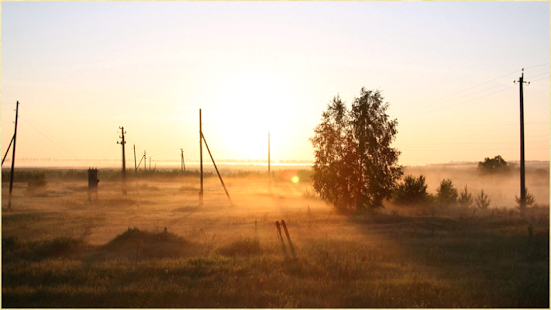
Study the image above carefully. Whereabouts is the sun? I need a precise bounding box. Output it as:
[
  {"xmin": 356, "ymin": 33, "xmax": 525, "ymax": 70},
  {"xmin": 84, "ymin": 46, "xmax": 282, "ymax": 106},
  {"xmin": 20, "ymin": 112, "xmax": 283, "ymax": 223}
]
[{"xmin": 209, "ymin": 73, "xmax": 293, "ymax": 160}]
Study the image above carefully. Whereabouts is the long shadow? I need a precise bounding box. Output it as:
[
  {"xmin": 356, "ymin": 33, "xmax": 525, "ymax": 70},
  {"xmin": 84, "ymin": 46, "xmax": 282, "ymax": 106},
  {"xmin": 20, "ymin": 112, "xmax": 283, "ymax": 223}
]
[
  {"xmin": 347, "ymin": 212, "xmax": 549, "ymax": 307},
  {"xmin": 281, "ymin": 220, "xmax": 296, "ymax": 259},
  {"xmin": 279, "ymin": 238, "xmax": 289, "ymax": 260}
]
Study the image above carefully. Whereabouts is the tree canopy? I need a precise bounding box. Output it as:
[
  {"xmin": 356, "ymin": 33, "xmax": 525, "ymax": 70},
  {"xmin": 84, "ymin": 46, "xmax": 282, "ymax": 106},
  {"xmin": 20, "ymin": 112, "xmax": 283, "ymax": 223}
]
[
  {"xmin": 310, "ymin": 88, "xmax": 402, "ymax": 212},
  {"xmin": 478, "ymin": 155, "xmax": 511, "ymax": 174}
]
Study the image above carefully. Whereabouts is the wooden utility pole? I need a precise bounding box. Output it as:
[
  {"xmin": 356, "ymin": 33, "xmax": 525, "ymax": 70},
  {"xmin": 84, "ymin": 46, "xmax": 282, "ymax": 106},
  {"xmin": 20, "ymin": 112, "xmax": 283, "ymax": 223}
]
[
  {"xmin": 199, "ymin": 109, "xmax": 203, "ymax": 206},
  {"xmin": 180, "ymin": 148, "xmax": 185, "ymax": 175},
  {"xmin": 268, "ymin": 132, "xmax": 271, "ymax": 187},
  {"xmin": 144, "ymin": 150, "xmax": 147, "ymax": 171},
  {"xmin": 515, "ymin": 69, "xmax": 529, "ymax": 216},
  {"xmin": 117, "ymin": 126, "xmax": 127, "ymax": 195},
  {"xmin": 7, "ymin": 101, "xmax": 19, "ymax": 210}
]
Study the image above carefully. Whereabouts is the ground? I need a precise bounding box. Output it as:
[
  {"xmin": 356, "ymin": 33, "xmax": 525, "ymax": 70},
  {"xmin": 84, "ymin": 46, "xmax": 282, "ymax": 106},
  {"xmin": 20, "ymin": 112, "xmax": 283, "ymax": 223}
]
[{"xmin": 1, "ymin": 167, "xmax": 549, "ymax": 308}]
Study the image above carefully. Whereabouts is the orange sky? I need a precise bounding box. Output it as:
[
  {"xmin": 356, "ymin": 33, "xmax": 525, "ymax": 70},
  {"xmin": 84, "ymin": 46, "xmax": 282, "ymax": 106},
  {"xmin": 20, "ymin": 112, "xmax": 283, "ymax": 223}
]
[{"xmin": 1, "ymin": 2, "xmax": 549, "ymax": 168}]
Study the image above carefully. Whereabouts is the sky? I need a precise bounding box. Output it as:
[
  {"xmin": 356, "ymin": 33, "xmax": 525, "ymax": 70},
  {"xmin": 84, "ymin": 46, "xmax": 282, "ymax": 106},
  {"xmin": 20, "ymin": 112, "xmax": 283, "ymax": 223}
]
[{"xmin": 1, "ymin": 1, "xmax": 549, "ymax": 168}]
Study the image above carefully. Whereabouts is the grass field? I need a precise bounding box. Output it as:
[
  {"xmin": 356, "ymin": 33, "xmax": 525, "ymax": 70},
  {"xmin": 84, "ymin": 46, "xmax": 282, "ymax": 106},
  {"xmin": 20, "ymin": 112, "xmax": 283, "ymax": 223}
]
[{"xmin": 2, "ymin": 167, "xmax": 549, "ymax": 308}]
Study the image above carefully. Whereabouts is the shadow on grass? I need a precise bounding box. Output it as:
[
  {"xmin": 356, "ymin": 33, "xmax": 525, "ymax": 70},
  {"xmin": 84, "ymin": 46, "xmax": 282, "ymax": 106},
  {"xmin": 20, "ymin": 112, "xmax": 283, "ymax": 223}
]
[{"xmin": 347, "ymin": 212, "xmax": 549, "ymax": 308}]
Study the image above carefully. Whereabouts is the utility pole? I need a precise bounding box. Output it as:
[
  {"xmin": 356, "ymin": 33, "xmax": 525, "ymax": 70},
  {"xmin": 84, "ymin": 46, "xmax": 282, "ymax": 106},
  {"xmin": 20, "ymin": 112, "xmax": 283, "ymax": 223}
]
[
  {"xmin": 133, "ymin": 144, "xmax": 137, "ymax": 175},
  {"xmin": 180, "ymin": 148, "xmax": 185, "ymax": 175},
  {"xmin": 144, "ymin": 150, "xmax": 147, "ymax": 171},
  {"xmin": 515, "ymin": 69, "xmax": 529, "ymax": 216},
  {"xmin": 199, "ymin": 109, "xmax": 203, "ymax": 206},
  {"xmin": 268, "ymin": 132, "xmax": 271, "ymax": 187},
  {"xmin": 7, "ymin": 101, "xmax": 19, "ymax": 210},
  {"xmin": 117, "ymin": 126, "xmax": 127, "ymax": 195}
]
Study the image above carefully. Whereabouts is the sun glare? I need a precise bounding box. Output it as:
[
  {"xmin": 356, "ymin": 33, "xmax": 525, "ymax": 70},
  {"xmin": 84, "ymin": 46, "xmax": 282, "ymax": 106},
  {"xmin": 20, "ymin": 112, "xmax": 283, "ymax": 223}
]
[{"xmin": 210, "ymin": 73, "xmax": 293, "ymax": 160}]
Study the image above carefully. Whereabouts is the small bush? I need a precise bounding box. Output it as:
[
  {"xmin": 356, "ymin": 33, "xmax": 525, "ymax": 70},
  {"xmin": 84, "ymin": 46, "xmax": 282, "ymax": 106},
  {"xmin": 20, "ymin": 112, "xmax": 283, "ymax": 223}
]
[
  {"xmin": 436, "ymin": 179, "xmax": 458, "ymax": 207},
  {"xmin": 475, "ymin": 189, "xmax": 491, "ymax": 210},
  {"xmin": 393, "ymin": 175, "xmax": 430, "ymax": 207},
  {"xmin": 458, "ymin": 185, "xmax": 473, "ymax": 208},
  {"xmin": 515, "ymin": 187, "xmax": 536, "ymax": 207}
]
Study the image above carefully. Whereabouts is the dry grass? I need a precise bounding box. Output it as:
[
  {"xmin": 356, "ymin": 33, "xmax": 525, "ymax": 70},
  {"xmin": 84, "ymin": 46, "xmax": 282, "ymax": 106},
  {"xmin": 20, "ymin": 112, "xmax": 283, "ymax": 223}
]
[{"xmin": 2, "ymin": 166, "xmax": 549, "ymax": 307}]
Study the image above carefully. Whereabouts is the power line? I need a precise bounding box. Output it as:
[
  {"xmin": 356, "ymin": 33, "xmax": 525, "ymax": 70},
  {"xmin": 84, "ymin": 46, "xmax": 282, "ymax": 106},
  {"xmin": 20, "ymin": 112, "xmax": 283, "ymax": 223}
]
[
  {"xmin": 19, "ymin": 117, "xmax": 78, "ymax": 158},
  {"xmin": 401, "ymin": 85, "xmax": 515, "ymax": 120},
  {"xmin": 396, "ymin": 69, "xmax": 521, "ymax": 116}
]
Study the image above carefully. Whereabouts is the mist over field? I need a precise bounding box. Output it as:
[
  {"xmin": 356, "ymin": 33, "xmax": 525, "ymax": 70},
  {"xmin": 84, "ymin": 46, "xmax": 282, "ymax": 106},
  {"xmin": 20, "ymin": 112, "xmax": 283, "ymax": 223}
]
[{"xmin": 2, "ymin": 163, "xmax": 549, "ymax": 307}]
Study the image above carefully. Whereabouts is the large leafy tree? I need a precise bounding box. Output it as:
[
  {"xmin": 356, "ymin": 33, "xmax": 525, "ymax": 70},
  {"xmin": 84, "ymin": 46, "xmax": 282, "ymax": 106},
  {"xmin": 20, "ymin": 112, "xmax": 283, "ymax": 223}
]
[{"xmin": 310, "ymin": 88, "xmax": 402, "ymax": 212}]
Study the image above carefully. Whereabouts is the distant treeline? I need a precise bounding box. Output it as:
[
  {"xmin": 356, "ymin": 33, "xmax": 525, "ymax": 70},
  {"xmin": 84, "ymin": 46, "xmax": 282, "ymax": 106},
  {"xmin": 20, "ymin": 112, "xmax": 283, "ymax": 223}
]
[{"xmin": 1, "ymin": 168, "xmax": 313, "ymax": 183}]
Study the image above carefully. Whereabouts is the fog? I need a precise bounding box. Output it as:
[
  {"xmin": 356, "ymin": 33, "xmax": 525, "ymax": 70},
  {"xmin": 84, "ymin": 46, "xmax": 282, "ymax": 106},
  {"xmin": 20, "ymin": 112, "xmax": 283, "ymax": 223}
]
[{"xmin": 403, "ymin": 162, "xmax": 549, "ymax": 208}]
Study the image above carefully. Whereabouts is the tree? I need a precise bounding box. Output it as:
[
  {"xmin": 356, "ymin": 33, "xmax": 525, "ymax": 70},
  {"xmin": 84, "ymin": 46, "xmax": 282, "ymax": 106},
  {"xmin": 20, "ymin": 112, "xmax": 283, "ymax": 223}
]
[
  {"xmin": 311, "ymin": 88, "xmax": 402, "ymax": 212},
  {"xmin": 458, "ymin": 185, "xmax": 473, "ymax": 208},
  {"xmin": 515, "ymin": 187, "xmax": 536, "ymax": 207},
  {"xmin": 478, "ymin": 155, "xmax": 511, "ymax": 174},
  {"xmin": 394, "ymin": 175, "xmax": 430, "ymax": 207},
  {"xmin": 475, "ymin": 189, "xmax": 491, "ymax": 210},
  {"xmin": 436, "ymin": 179, "xmax": 458, "ymax": 207}
]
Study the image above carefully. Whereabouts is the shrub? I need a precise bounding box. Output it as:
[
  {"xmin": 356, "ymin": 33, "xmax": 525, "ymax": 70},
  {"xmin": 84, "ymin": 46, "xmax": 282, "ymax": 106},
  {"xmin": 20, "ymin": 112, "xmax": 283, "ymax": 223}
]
[
  {"xmin": 515, "ymin": 187, "xmax": 536, "ymax": 207},
  {"xmin": 436, "ymin": 179, "xmax": 458, "ymax": 207},
  {"xmin": 393, "ymin": 175, "xmax": 429, "ymax": 207},
  {"xmin": 475, "ymin": 189, "xmax": 491, "ymax": 210},
  {"xmin": 458, "ymin": 185, "xmax": 473, "ymax": 208}
]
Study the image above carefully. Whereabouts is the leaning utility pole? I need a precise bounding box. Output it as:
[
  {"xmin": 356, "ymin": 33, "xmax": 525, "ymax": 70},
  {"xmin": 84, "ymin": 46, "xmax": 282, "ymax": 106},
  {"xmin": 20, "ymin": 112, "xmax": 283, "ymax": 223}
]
[
  {"xmin": 7, "ymin": 101, "xmax": 20, "ymax": 210},
  {"xmin": 117, "ymin": 126, "xmax": 127, "ymax": 195},
  {"xmin": 199, "ymin": 109, "xmax": 204, "ymax": 206},
  {"xmin": 2, "ymin": 136, "xmax": 15, "ymax": 166},
  {"xmin": 515, "ymin": 69, "xmax": 529, "ymax": 216},
  {"xmin": 133, "ymin": 144, "xmax": 137, "ymax": 174}
]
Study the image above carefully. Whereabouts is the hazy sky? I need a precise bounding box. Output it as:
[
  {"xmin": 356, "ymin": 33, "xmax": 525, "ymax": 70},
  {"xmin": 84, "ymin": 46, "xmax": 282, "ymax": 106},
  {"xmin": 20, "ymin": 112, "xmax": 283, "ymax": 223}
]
[{"xmin": 1, "ymin": 1, "xmax": 549, "ymax": 167}]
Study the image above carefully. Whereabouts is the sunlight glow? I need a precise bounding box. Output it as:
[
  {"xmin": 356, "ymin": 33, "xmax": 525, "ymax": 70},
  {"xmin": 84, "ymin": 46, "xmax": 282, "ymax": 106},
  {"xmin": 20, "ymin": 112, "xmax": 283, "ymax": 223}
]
[{"xmin": 208, "ymin": 73, "xmax": 293, "ymax": 160}]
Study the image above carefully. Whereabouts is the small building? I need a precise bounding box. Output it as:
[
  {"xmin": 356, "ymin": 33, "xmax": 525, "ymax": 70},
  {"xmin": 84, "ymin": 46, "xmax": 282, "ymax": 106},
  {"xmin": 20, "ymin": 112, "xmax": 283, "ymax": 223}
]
[{"xmin": 88, "ymin": 168, "xmax": 99, "ymax": 201}]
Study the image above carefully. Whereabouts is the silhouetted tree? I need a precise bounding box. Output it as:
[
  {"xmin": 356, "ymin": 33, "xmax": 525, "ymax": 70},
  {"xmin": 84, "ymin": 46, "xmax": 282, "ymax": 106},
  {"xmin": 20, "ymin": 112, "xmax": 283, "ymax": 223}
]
[
  {"xmin": 475, "ymin": 189, "xmax": 491, "ymax": 210},
  {"xmin": 436, "ymin": 179, "xmax": 458, "ymax": 207},
  {"xmin": 311, "ymin": 88, "xmax": 402, "ymax": 212},
  {"xmin": 458, "ymin": 185, "xmax": 473, "ymax": 208},
  {"xmin": 478, "ymin": 155, "xmax": 511, "ymax": 174},
  {"xmin": 515, "ymin": 187, "xmax": 536, "ymax": 207},
  {"xmin": 394, "ymin": 175, "xmax": 430, "ymax": 207}
]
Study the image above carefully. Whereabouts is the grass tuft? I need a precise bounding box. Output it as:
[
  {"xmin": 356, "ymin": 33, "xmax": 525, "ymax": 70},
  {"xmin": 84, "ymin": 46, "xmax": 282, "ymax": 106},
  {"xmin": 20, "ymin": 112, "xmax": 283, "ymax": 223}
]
[{"xmin": 217, "ymin": 237, "xmax": 260, "ymax": 257}]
